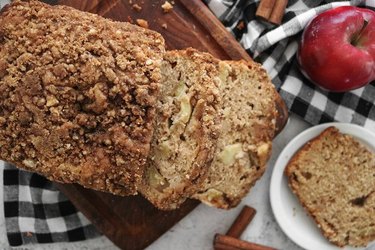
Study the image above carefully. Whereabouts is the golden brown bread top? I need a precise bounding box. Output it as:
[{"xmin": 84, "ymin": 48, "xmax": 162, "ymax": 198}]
[{"xmin": 0, "ymin": 0, "xmax": 165, "ymax": 195}]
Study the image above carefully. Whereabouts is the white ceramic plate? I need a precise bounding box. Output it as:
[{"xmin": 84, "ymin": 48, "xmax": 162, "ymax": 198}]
[{"xmin": 270, "ymin": 122, "xmax": 375, "ymax": 250}]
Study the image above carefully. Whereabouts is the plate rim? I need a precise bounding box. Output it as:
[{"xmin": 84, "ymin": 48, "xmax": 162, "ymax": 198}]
[{"xmin": 269, "ymin": 122, "xmax": 375, "ymax": 250}]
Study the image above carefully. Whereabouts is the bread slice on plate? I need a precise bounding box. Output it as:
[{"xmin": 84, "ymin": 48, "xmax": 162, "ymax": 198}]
[
  {"xmin": 192, "ymin": 60, "xmax": 278, "ymax": 209},
  {"xmin": 0, "ymin": 0, "xmax": 165, "ymax": 195},
  {"xmin": 139, "ymin": 48, "xmax": 221, "ymax": 210},
  {"xmin": 285, "ymin": 126, "xmax": 375, "ymax": 247}
]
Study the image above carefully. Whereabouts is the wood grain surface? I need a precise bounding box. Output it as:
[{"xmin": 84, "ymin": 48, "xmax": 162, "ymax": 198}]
[{"xmin": 53, "ymin": 0, "xmax": 289, "ymax": 249}]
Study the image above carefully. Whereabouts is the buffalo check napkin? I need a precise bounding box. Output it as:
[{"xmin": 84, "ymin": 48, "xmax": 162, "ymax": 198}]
[
  {"xmin": 3, "ymin": 163, "xmax": 100, "ymax": 246},
  {"xmin": 206, "ymin": 0, "xmax": 375, "ymax": 130},
  {"xmin": 1, "ymin": 0, "xmax": 375, "ymax": 247}
]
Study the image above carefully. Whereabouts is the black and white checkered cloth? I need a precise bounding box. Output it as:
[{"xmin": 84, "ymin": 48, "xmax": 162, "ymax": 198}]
[
  {"xmin": 2, "ymin": 162, "xmax": 101, "ymax": 246},
  {"xmin": 206, "ymin": 0, "xmax": 375, "ymax": 130}
]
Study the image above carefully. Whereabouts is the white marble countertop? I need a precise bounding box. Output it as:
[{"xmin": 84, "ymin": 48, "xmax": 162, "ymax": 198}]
[{"xmin": 0, "ymin": 114, "xmax": 313, "ymax": 250}]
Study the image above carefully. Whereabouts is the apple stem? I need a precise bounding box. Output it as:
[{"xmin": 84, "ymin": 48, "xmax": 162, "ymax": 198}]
[{"xmin": 351, "ymin": 19, "xmax": 369, "ymax": 46}]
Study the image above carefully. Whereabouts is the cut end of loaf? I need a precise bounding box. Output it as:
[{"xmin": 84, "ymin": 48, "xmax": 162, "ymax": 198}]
[
  {"xmin": 285, "ymin": 126, "xmax": 375, "ymax": 247},
  {"xmin": 139, "ymin": 48, "xmax": 221, "ymax": 210}
]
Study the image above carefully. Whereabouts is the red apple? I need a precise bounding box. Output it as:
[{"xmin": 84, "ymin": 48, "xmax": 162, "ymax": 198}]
[{"xmin": 298, "ymin": 6, "xmax": 375, "ymax": 92}]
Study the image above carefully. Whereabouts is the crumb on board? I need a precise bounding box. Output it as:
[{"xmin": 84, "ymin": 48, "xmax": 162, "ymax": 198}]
[
  {"xmin": 161, "ymin": 1, "xmax": 173, "ymax": 13},
  {"xmin": 127, "ymin": 15, "xmax": 133, "ymax": 23},
  {"xmin": 136, "ymin": 19, "xmax": 149, "ymax": 29},
  {"xmin": 128, "ymin": 0, "xmax": 133, "ymax": 4},
  {"xmin": 161, "ymin": 23, "xmax": 168, "ymax": 29},
  {"xmin": 236, "ymin": 20, "xmax": 245, "ymax": 30},
  {"xmin": 132, "ymin": 3, "xmax": 142, "ymax": 12}
]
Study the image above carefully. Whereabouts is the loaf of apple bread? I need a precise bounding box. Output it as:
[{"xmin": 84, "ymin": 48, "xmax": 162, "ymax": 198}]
[
  {"xmin": 139, "ymin": 49, "xmax": 221, "ymax": 210},
  {"xmin": 192, "ymin": 60, "xmax": 277, "ymax": 209},
  {"xmin": 285, "ymin": 127, "xmax": 375, "ymax": 247},
  {"xmin": 0, "ymin": 0, "xmax": 165, "ymax": 195},
  {"xmin": 0, "ymin": 1, "xmax": 280, "ymax": 209}
]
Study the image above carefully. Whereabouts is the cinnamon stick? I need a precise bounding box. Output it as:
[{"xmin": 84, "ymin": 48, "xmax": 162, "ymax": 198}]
[
  {"xmin": 226, "ymin": 205, "xmax": 257, "ymax": 238},
  {"xmin": 269, "ymin": 0, "xmax": 288, "ymax": 25},
  {"xmin": 214, "ymin": 234, "xmax": 277, "ymax": 250},
  {"xmin": 215, "ymin": 241, "xmax": 241, "ymax": 250},
  {"xmin": 256, "ymin": 0, "xmax": 276, "ymax": 21}
]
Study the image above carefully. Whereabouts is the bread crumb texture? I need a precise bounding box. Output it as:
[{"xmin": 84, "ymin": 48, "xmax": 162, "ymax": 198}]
[
  {"xmin": 285, "ymin": 127, "xmax": 375, "ymax": 247},
  {"xmin": 193, "ymin": 60, "xmax": 277, "ymax": 209},
  {"xmin": 0, "ymin": 0, "xmax": 165, "ymax": 195}
]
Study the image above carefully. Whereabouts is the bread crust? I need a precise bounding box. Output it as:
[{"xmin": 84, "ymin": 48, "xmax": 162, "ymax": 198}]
[
  {"xmin": 285, "ymin": 127, "xmax": 375, "ymax": 247},
  {"xmin": 0, "ymin": 0, "xmax": 165, "ymax": 195}
]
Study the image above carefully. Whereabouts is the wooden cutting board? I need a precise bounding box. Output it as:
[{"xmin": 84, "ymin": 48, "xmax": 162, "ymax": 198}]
[{"xmin": 53, "ymin": 0, "xmax": 289, "ymax": 249}]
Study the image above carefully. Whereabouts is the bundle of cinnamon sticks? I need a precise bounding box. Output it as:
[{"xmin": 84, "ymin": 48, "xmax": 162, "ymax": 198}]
[{"xmin": 256, "ymin": 0, "xmax": 288, "ymax": 25}]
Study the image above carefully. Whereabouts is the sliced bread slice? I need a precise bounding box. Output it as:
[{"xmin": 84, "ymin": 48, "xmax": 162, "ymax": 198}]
[
  {"xmin": 285, "ymin": 126, "xmax": 375, "ymax": 247},
  {"xmin": 139, "ymin": 48, "xmax": 221, "ymax": 210},
  {"xmin": 192, "ymin": 60, "xmax": 278, "ymax": 209}
]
